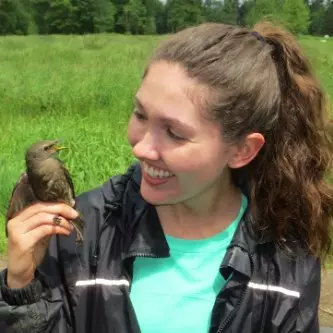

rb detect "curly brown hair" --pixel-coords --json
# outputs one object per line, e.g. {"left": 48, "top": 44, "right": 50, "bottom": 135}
{"left": 144, "top": 21, "right": 333, "bottom": 259}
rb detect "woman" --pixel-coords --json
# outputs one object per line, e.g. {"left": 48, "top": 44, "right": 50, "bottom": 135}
{"left": 1, "top": 21, "right": 333, "bottom": 333}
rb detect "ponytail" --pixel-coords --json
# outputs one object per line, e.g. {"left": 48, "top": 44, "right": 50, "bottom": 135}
{"left": 249, "top": 21, "right": 333, "bottom": 258}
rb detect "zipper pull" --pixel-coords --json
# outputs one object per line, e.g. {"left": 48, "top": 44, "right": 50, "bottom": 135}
{"left": 90, "top": 254, "right": 99, "bottom": 279}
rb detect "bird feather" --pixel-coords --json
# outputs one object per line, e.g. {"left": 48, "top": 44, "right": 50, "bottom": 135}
{"left": 6, "top": 173, "right": 36, "bottom": 235}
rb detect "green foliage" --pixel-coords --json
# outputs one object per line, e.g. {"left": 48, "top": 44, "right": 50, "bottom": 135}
{"left": 32, "top": 0, "right": 80, "bottom": 34}
{"left": 144, "top": 16, "right": 157, "bottom": 34}
{"left": 220, "top": 0, "right": 239, "bottom": 25}
{"left": 166, "top": 0, "right": 204, "bottom": 32}
{"left": 0, "top": 0, "right": 31, "bottom": 35}
{"left": 154, "top": 0, "right": 167, "bottom": 33}
{"left": 92, "top": 0, "right": 116, "bottom": 32}
{"left": 1, "top": 0, "right": 333, "bottom": 36}
{"left": 243, "top": 0, "right": 310, "bottom": 34}
{"left": 309, "top": 0, "right": 325, "bottom": 35}
{"left": 281, "top": 0, "right": 310, "bottom": 34}
{"left": 239, "top": 0, "right": 254, "bottom": 27}
{"left": 245, "top": 0, "right": 282, "bottom": 27}
{"left": 204, "top": 0, "right": 224, "bottom": 23}
{"left": 74, "top": 0, "right": 116, "bottom": 33}
{"left": 204, "top": 0, "right": 238, "bottom": 25}
{"left": 323, "top": 1, "right": 333, "bottom": 35}
{"left": 123, "top": 0, "right": 147, "bottom": 34}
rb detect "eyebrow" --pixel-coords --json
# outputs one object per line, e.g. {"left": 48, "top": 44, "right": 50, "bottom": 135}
{"left": 134, "top": 96, "right": 196, "bottom": 135}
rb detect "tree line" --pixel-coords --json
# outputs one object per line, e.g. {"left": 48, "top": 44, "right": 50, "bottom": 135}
{"left": 0, "top": 0, "right": 332, "bottom": 36}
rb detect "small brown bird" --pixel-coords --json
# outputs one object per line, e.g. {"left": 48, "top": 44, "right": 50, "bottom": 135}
{"left": 6, "top": 140, "right": 84, "bottom": 244}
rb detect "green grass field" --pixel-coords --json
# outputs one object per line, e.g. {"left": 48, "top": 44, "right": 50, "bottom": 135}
{"left": 1, "top": 33, "right": 333, "bottom": 256}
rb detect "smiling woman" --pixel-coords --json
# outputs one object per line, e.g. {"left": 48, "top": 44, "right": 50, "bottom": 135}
{"left": 1, "top": 21, "right": 333, "bottom": 333}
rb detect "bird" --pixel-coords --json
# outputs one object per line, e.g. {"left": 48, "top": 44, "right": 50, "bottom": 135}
{"left": 6, "top": 139, "right": 84, "bottom": 245}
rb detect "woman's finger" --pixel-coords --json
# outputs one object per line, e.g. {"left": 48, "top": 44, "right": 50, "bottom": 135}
{"left": 20, "top": 212, "right": 74, "bottom": 233}
{"left": 12, "top": 202, "right": 79, "bottom": 222}
{"left": 25, "top": 224, "right": 72, "bottom": 248}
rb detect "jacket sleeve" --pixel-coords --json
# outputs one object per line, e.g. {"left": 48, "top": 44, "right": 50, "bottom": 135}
{"left": 0, "top": 239, "right": 75, "bottom": 333}
{"left": 281, "top": 256, "right": 321, "bottom": 333}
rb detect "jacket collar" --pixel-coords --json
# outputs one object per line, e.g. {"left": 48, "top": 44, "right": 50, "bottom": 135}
{"left": 121, "top": 162, "right": 271, "bottom": 279}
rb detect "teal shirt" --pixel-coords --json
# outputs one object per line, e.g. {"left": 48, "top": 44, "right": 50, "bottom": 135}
{"left": 130, "top": 194, "right": 248, "bottom": 333}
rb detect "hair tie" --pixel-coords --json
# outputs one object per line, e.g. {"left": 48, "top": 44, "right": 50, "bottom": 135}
{"left": 250, "top": 31, "right": 266, "bottom": 43}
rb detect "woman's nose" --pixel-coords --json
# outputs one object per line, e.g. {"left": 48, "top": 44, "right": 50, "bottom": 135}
{"left": 132, "top": 132, "right": 159, "bottom": 161}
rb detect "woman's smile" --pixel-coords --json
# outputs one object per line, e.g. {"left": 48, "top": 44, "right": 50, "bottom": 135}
{"left": 141, "top": 161, "right": 175, "bottom": 186}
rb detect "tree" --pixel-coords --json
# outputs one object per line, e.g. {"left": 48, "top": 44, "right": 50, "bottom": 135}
{"left": 204, "top": 0, "right": 224, "bottom": 23}
{"left": 112, "top": 0, "right": 129, "bottom": 33}
{"left": 47, "top": 0, "right": 80, "bottom": 34}
{"left": 92, "top": 0, "right": 116, "bottom": 32}
{"left": 0, "top": 0, "right": 31, "bottom": 35}
{"left": 31, "top": 0, "right": 50, "bottom": 34}
{"left": 323, "top": 0, "right": 333, "bottom": 35}
{"left": 309, "top": 0, "right": 326, "bottom": 35}
{"left": 245, "top": 0, "right": 282, "bottom": 27}
{"left": 142, "top": 0, "right": 167, "bottom": 34}
{"left": 154, "top": 0, "right": 167, "bottom": 33}
{"left": 32, "top": 0, "right": 79, "bottom": 34}
{"left": 74, "top": 0, "right": 116, "bottom": 33}
{"left": 122, "top": 0, "right": 147, "bottom": 34}
{"left": 220, "top": 0, "right": 239, "bottom": 25}
{"left": 239, "top": 0, "right": 255, "bottom": 27}
{"left": 204, "top": 0, "right": 239, "bottom": 25}
{"left": 166, "top": 0, "right": 204, "bottom": 32}
{"left": 282, "top": 0, "right": 310, "bottom": 34}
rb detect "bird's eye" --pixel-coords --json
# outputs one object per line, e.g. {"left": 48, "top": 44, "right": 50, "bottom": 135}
{"left": 43, "top": 146, "right": 49, "bottom": 151}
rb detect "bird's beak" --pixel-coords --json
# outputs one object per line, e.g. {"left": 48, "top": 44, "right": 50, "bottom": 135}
{"left": 53, "top": 144, "right": 67, "bottom": 151}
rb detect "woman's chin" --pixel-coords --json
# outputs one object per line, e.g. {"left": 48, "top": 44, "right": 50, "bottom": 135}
{"left": 140, "top": 190, "right": 167, "bottom": 205}
{"left": 139, "top": 185, "right": 176, "bottom": 206}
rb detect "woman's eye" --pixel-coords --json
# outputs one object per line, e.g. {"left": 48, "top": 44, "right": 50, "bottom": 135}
{"left": 134, "top": 110, "right": 146, "bottom": 121}
{"left": 167, "top": 128, "right": 185, "bottom": 141}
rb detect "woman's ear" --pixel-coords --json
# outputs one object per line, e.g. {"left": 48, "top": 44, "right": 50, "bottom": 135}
{"left": 227, "top": 133, "right": 265, "bottom": 169}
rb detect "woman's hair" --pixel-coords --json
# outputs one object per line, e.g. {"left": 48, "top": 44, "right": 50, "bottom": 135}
{"left": 145, "top": 21, "right": 333, "bottom": 259}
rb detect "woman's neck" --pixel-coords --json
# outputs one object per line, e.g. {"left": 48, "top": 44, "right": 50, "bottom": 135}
{"left": 156, "top": 176, "right": 243, "bottom": 240}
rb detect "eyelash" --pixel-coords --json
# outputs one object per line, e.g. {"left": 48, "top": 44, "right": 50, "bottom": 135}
{"left": 134, "top": 110, "right": 145, "bottom": 121}
{"left": 133, "top": 110, "right": 185, "bottom": 141}
{"left": 166, "top": 128, "right": 184, "bottom": 141}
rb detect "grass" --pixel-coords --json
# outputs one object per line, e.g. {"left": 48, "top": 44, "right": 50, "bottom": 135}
{"left": 0, "top": 33, "right": 162, "bottom": 253}
{"left": 0, "top": 33, "right": 333, "bottom": 258}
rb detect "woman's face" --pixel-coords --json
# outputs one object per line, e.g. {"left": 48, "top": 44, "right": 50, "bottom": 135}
{"left": 127, "top": 61, "right": 260, "bottom": 206}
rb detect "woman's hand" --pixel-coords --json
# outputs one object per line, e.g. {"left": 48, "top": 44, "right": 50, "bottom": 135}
{"left": 6, "top": 202, "right": 78, "bottom": 289}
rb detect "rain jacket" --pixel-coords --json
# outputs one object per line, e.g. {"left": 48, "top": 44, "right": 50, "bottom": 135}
{"left": 0, "top": 162, "right": 321, "bottom": 333}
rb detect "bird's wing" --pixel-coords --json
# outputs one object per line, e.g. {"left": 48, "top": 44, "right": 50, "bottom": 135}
{"left": 60, "top": 164, "right": 85, "bottom": 244}
{"left": 6, "top": 172, "right": 37, "bottom": 234}
{"left": 61, "top": 164, "right": 76, "bottom": 199}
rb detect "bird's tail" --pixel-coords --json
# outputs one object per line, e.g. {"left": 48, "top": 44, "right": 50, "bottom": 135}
{"left": 70, "top": 213, "right": 85, "bottom": 245}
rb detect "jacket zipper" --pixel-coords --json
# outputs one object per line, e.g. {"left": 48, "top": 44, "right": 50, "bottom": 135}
{"left": 216, "top": 247, "right": 254, "bottom": 333}
{"left": 90, "top": 207, "right": 120, "bottom": 280}
{"left": 217, "top": 284, "right": 248, "bottom": 333}
{"left": 124, "top": 252, "right": 167, "bottom": 291}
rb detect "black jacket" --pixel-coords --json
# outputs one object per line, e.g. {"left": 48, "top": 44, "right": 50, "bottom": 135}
{"left": 0, "top": 163, "right": 321, "bottom": 333}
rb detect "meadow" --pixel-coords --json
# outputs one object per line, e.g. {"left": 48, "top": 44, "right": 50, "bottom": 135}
{"left": 1, "top": 33, "right": 333, "bottom": 255}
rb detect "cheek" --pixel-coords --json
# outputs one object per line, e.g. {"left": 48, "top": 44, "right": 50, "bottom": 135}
{"left": 167, "top": 143, "right": 227, "bottom": 178}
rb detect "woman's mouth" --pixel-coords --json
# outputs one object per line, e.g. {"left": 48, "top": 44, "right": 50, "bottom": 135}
{"left": 142, "top": 161, "right": 175, "bottom": 185}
